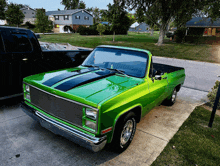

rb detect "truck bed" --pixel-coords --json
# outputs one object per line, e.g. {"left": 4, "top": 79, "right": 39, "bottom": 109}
{"left": 153, "top": 63, "right": 184, "bottom": 74}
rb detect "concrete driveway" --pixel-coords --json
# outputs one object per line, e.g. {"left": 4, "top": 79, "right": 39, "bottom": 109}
{"left": 0, "top": 86, "right": 208, "bottom": 166}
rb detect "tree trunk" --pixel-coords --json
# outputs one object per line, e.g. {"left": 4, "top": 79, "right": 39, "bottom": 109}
{"left": 150, "top": 28, "right": 154, "bottom": 36}
{"left": 157, "top": 23, "right": 167, "bottom": 46}
{"left": 113, "top": 31, "right": 115, "bottom": 42}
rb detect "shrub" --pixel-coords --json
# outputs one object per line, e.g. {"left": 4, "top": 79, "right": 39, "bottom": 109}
{"left": 77, "top": 24, "right": 99, "bottom": 35}
{"left": 175, "top": 27, "right": 187, "bottom": 43}
{"left": 25, "top": 21, "right": 36, "bottom": 29}
{"left": 97, "top": 23, "right": 106, "bottom": 35}
{"left": 64, "top": 25, "right": 74, "bottom": 33}
{"left": 207, "top": 80, "right": 220, "bottom": 109}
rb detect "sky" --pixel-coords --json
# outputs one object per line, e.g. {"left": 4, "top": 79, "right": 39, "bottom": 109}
{"left": 7, "top": 0, "right": 113, "bottom": 11}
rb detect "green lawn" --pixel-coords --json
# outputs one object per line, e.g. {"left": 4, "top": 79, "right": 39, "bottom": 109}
{"left": 39, "top": 32, "right": 214, "bottom": 63}
{"left": 151, "top": 106, "right": 220, "bottom": 166}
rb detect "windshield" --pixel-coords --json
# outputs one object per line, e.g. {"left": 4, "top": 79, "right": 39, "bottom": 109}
{"left": 82, "top": 47, "right": 148, "bottom": 78}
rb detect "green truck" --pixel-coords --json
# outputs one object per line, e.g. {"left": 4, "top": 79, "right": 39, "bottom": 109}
{"left": 21, "top": 45, "right": 185, "bottom": 152}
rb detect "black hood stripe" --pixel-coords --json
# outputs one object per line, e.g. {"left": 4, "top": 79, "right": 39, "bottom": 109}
{"left": 43, "top": 68, "right": 98, "bottom": 87}
{"left": 54, "top": 70, "right": 116, "bottom": 92}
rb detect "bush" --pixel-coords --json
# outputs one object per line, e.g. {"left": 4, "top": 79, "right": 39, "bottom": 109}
{"left": 64, "top": 25, "right": 74, "bottom": 33}
{"left": 77, "top": 24, "right": 99, "bottom": 35}
{"left": 207, "top": 80, "right": 220, "bottom": 109}
{"left": 103, "top": 25, "right": 113, "bottom": 35}
{"left": 25, "top": 21, "right": 36, "bottom": 29}
{"left": 175, "top": 27, "right": 187, "bottom": 43}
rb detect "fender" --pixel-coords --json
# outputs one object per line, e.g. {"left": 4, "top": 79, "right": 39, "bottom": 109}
{"left": 109, "top": 104, "right": 143, "bottom": 142}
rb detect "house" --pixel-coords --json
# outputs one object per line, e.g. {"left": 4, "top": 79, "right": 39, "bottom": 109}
{"left": 46, "top": 9, "right": 93, "bottom": 33}
{"left": 186, "top": 17, "right": 220, "bottom": 36}
{"left": 0, "top": 20, "right": 6, "bottom": 25}
{"left": 128, "top": 22, "right": 149, "bottom": 33}
{"left": 20, "top": 7, "right": 36, "bottom": 24}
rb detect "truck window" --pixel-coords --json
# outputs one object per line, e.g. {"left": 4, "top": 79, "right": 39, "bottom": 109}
{"left": 4, "top": 34, "right": 32, "bottom": 53}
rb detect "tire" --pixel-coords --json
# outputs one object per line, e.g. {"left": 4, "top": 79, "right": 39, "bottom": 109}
{"left": 164, "top": 87, "right": 177, "bottom": 106}
{"left": 111, "top": 112, "right": 136, "bottom": 153}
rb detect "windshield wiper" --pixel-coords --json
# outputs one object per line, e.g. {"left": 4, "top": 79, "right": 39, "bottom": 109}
{"left": 106, "top": 68, "right": 129, "bottom": 77}
{"left": 82, "top": 65, "right": 99, "bottom": 68}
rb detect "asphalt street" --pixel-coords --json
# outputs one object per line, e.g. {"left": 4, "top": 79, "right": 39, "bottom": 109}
{"left": 153, "top": 56, "right": 220, "bottom": 92}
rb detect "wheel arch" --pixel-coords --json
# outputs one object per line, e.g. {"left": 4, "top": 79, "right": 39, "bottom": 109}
{"left": 110, "top": 105, "right": 142, "bottom": 143}
{"left": 176, "top": 84, "right": 182, "bottom": 92}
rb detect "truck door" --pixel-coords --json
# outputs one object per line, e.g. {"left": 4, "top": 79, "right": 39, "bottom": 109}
{"left": 146, "top": 61, "right": 168, "bottom": 109}
{"left": 1, "top": 29, "right": 34, "bottom": 97}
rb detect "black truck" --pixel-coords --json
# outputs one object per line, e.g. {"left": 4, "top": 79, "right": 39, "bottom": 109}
{"left": 0, "top": 26, "right": 92, "bottom": 100}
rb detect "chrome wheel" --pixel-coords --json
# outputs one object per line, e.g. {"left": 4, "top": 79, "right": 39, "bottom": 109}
{"left": 171, "top": 89, "right": 177, "bottom": 102}
{"left": 120, "top": 120, "right": 134, "bottom": 146}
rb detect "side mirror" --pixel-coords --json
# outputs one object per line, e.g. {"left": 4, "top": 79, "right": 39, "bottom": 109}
{"left": 155, "top": 75, "right": 162, "bottom": 80}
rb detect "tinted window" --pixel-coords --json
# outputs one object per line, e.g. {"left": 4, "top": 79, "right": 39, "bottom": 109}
{"left": 4, "top": 34, "right": 32, "bottom": 53}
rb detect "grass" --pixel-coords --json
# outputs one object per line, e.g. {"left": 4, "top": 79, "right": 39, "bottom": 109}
{"left": 39, "top": 32, "right": 215, "bottom": 63}
{"left": 151, "top": 106, "right": 220, "bottom": 166}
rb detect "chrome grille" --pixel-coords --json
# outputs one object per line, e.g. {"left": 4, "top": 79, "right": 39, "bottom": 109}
{"left": 30, "top": 86, "right": 83, "bottom": 127}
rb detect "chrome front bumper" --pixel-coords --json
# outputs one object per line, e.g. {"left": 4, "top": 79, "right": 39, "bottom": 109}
{"left": 20, "top": 102, "right": 107, "bottom": 152}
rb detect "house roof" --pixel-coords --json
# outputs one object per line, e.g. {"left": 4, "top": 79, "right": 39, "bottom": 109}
{"left": 46, "top": 9, "right": 93, "bottom": 17}
{"left": 20, "top": 7, "right": 36, "bottom": 11}
{"left": 186, "top": 17, "right": 220, "bottom": 27}
{"left": 130, "top": 22, "right": 139, "bottom": 28}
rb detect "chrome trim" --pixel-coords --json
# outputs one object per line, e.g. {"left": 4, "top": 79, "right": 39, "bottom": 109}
{"left": 23, "top": 82, "right": 99, "bottom": 133}
{"left": 36, "top": 111, "right": 105, "bottom": 144}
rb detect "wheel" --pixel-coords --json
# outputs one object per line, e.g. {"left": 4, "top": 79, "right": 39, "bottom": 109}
{"left": 164, "top": 87, "right": 177, "bottom": 106}
{"left": 111, "top": 112, "right": 136, "bottom": 152}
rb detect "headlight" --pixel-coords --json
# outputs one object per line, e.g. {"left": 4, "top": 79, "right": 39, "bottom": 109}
{"left": 85, "top": 108, "right": 97, "bottom": 120}
{"left": 85, "top": 120, "right": 96, "bottom": 130}
{"left": 25, "top": 85, "right": 30, "bottom": 92}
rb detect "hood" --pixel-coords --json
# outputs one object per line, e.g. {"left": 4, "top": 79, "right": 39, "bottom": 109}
{"left": 24, "top": 67, "right": 143, "bottom": 107}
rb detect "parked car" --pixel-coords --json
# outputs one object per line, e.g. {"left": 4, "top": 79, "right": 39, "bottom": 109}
{"left": 166, "top": 31, "right": 175, "bottom": 39}
{"left": 0, "top": 26, "right": 92, "bottom": 100}
{"left": 21, "top": 45, "right": 185, "bottom": 152}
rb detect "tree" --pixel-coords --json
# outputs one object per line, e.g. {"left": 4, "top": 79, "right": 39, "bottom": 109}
{"left": 102, "top": 1, "right": 131, "bottom": 41}
{"left": 97, "top": 23, "right": 106, "bottom": 35}
{"left": 93, "top": 7, "right": 100, "bottom": 23}
{"left": 0, "top": 0, "right": 7, "bottom": 20}
{"left": 17, "top": 4, "right": 30, "bottom": 9}
{"left": 35, "top": 9, "right": 53, "bottom": 33}
{"left": 61, "top": 0, "right": 79, "bottom": 10}
{"left": 78, "top": 1, "right": 86, "bottom": 9}
{"left": 5, "top": 3, "right": 25, "bottom": 27}
{"left": 121, "top": 0, "right": 213, "bottom": 46}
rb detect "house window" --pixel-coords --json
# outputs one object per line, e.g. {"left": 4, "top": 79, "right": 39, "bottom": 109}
{"left": 32, "top": 12, "right": 34, "bottom": 14}
{"left": 64, "top": 15, "right": 69, "bottom": 20}
{"left": 84, "top": 16, "right": 89, "bottom": 20}
{"left": 75, "top": 16, "right": 80, "bottom": 19}
{"left": 24, "top": 12, "right": 26, "bottom": 14}
{"left": 55, "top": 16, "right": 59, "bottom": 20}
